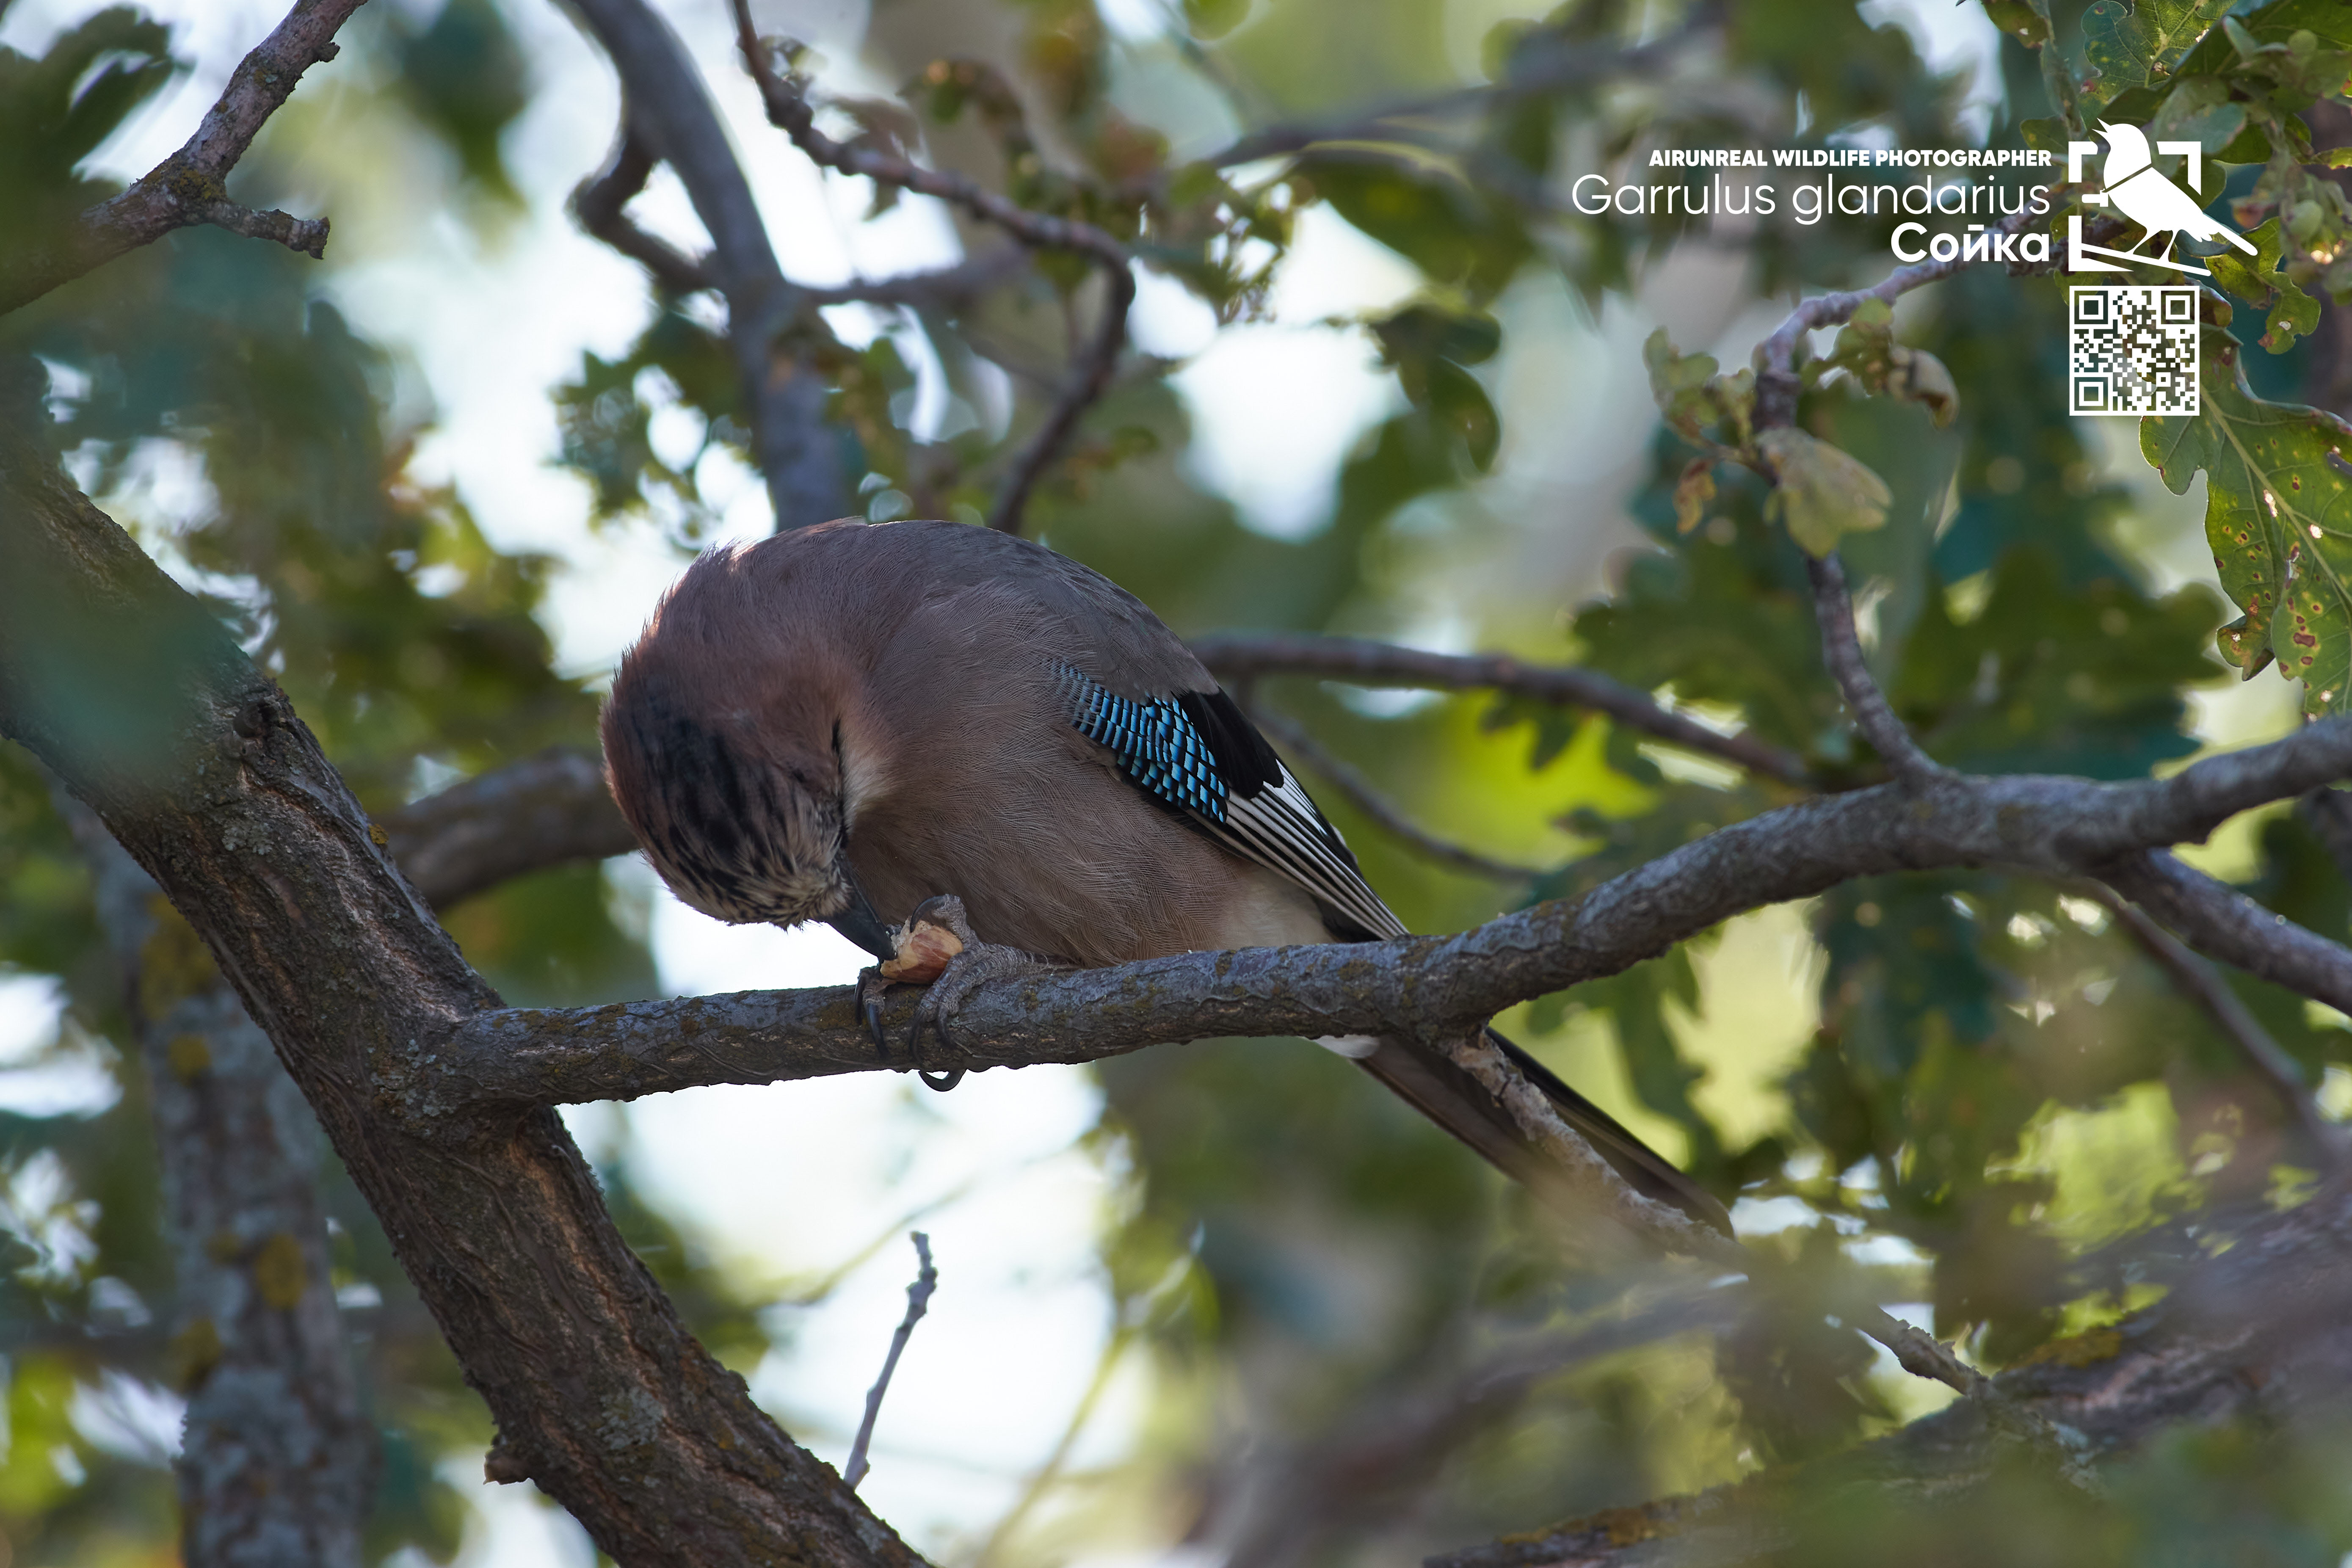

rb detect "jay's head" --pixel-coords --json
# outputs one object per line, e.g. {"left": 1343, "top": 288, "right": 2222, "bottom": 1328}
{"left": 600, "top": 543, "right": 885, "bottom": 947}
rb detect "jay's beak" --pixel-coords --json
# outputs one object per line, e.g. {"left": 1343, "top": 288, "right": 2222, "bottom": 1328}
{"left": 826, "top": 865, "right": 896, "bottom": 960}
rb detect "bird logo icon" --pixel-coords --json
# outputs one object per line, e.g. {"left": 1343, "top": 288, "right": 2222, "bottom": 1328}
{"left": 2066, "top": 121, "right": 2252, "bottom": 275}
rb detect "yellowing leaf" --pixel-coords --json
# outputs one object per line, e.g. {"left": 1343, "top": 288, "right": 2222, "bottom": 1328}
{"left": 2142, "top": 327, "right": 2352, "bottom": 709}
{"left": 1673, "top": 458, "right": 1716, "bottom": 533}
{"left": 1758, "top": 428, "right": 1892, "bottom": 558}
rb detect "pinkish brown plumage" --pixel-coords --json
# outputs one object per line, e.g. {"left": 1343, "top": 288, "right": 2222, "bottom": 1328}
{"left": 602, "top": 519, "right": 1729, "bottom": 1233}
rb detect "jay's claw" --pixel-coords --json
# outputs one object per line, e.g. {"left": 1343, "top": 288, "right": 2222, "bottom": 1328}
{"left": 889, "top": 895, "right": 1054, "bottom": 1093}
{"left": 853, "top": 966, "right": 894, "bottom": 1060}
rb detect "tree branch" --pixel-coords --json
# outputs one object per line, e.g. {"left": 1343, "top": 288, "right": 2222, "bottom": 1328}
{"left": 1750, "top": 200, "right": 2052, "bottom": 431}
{"left": 570, "top": 127, "right": 1030, "bottom": 315}
{"left": 378, "top": 747, "right": 637, "bottom": 911}
{"left": 2100, "top": 847, "right": 2352, "bottom": 1039}
{"left": 1803, "top": 552, "right": 1946, "bottom": 786}
{"left": 1198, "top": 23, "right": 1702, "bottom": 170}
{"left": 1188, "top": 631, "right": 1812, "bottom": 784}
{"left": 1744, "top": 206, "right": 2051, "bottom": 789}
{"left": 417, "top": 724, "right": 2352, "bottom": 1115}
{"left": 0, "top": 0, "right": 360, "bottom": 317}
{"left": 725, "top": 0, "right": 1132, "bottom": 536}
{"left": 799, "top": 248, "right": 1032, "bottom": 311}
{"left": 566, "top": 0, "right": 845, "bottom": 533}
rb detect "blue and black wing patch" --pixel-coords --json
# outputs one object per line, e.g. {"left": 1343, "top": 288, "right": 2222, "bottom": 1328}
{"left": 1052, "top": 662, "right": 1404, "bottom": 941}
{"left": 1054, "top": 663, "right": 1251, "bottom": 820}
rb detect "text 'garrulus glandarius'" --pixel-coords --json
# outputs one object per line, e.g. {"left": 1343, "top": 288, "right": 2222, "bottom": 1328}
{"left": 601, "top": 518, "right": 1730, "bottom": 1234}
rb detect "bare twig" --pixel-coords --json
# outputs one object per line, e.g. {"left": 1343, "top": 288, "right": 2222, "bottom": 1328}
{"left": 1804, "top": 552, "right": 1946, "bottom": 787}
{"left": 2086, "top": 866, "right": 2347, "bottom": 1165}
{"left": 842, "top": 1232, "right": 939, "bottom": 1491}
{"left": 1747, "top": 206, "right": 2048, "bottom": 790}
{"left": 1190, "top": 630, "right": 1812, "bottom": 784}
{"left": 0, "top": 0, "right": 363, "bottom": 317}
{"left": 1246, "top": 703, "right": 1548, "bottom": 882}
{"left": 1751, "top": 200, "right": 2050, "bottom": 430}
{"left": 726, "top": 0, "right": 1132, "bottom": 535}
{"left": 566, "top": 0, "right": 845, "bottom": 532}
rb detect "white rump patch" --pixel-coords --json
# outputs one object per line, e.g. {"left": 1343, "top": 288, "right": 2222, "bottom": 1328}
{"left": 1314, "top": 1034, "right": 1380, "bottom": 1059}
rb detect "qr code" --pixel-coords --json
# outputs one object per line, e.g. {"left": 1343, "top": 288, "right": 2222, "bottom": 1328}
{"left": 2069, "top": 286, "right": 2199, "bottom": 416}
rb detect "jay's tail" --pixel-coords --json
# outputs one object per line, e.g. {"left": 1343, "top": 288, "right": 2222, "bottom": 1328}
{"left": 1354, "top": 1027, "right": 1733, "bottom": 1235}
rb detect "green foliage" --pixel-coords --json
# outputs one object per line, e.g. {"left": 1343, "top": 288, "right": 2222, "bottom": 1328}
{"left": 0, "top": 7, "right": 176, "bottom": 239}
{"left": 390, "top": 0, "right": 529, "bottom": 205}
{"left": 2080, "top": 0, "right": 2238, "bottom": 115}
{"left": 2143, "top": 326, "right": 2352, "bottom": 708}
{"left": 4, "top": 0, "right": 2352, "bottom": 1562}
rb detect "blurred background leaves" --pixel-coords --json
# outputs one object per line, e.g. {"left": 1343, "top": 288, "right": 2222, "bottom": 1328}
{"left": 0, "top": 0, "right": 2349, "bottom": 1564}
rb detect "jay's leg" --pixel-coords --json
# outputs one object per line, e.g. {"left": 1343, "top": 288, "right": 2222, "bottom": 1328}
{"left": 880, "top": 894, "right": 1055, "bottom": 1091}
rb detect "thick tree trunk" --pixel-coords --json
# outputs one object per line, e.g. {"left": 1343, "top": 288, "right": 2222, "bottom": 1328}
{"left": 0, "top": 389, "right": 922, "bottom": 1566}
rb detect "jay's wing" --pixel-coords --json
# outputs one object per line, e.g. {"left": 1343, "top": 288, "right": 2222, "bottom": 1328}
{"left": 1051, "top": 663, "right": 1403, "bottom": 941}
{"left": 1049, "top": 661, "right": 1732, "bottom": 1234}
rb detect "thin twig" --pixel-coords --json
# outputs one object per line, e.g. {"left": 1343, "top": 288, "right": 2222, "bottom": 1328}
{"left": 726, "top": 0, "right": 1132, "bottom": 535}
{"left": 1190, "top": 630, "right": 1812, "bottom": 784}
{"left": 842, "top": 1232, "right": 939, "bottom": 1491}
{"left": 1804, "top": 552, "right": 1946, "bottom": 787}
{"left": 1745, "top": 204, "right": 2048, "bottom": 790}
{"left": 0, "top": 0, "right": 363, "bottom": 317}
{"left": 1246, "top": 702, "right": 1549, "bottom": 882}
{"left": 1750, "top": 199, "right": 2051, "bottom": 430}
{"left": 2079, "top": 880, "right": 2346, "bottom": 1168}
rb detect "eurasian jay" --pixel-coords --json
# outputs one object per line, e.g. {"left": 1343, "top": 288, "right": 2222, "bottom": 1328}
{"left": 602, "top": 518, "right": 1730, "bottom": 1234}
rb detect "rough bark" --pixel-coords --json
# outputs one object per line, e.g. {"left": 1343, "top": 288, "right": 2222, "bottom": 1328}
{"left": 413, "top": 739, "right": 2352, "bottom": 1117}
{"left": 64, "top": 801, "right": 370, "bottom": 1568}
{"left": 0, "top": 0, "right": 360, "bottom": 315}
{"left": 0, "top": 403, "right": 919, "bottom": 1567}
{"left": 380, "top": 746, "right": 636, "bottom": 911}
